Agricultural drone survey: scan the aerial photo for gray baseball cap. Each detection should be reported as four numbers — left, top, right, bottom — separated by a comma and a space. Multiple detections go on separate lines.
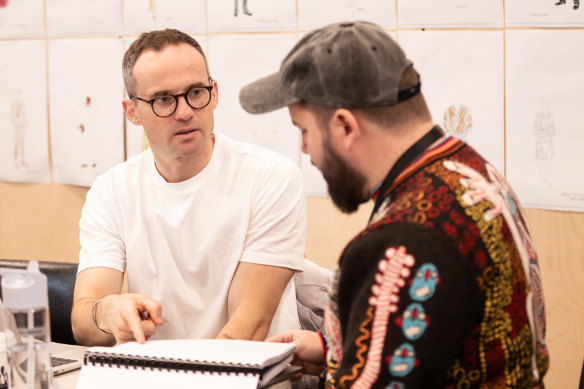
239, 21, 418, 114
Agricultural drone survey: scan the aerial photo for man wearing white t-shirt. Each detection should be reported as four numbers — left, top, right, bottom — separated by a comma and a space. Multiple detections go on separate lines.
71, 28, 305, 346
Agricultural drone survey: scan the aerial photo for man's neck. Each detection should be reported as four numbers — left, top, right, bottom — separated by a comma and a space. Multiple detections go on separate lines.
363, 121, 437, 195
153, 136, 215, 183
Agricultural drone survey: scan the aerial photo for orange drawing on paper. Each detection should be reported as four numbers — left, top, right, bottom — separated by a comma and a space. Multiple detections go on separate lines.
442, 104, 472, 142
79, 95, 97, 168
149, 0, 157, 19
0, 0, 8, 28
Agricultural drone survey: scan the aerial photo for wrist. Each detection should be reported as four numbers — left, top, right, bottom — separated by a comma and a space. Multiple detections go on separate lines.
91, 298, 112, 335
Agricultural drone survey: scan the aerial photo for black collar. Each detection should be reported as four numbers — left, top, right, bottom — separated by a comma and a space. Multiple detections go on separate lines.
369, 125, 444, 222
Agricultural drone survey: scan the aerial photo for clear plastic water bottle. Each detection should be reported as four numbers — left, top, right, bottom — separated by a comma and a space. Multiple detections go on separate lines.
1, 262, 53, 389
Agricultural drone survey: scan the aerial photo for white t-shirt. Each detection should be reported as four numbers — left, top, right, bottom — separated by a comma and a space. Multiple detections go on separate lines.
78, 132, 306, 340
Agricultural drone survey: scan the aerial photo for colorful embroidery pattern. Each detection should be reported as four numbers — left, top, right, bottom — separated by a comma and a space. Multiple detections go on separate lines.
440, 158, 548, 386
346, 246, 414, 389
336, 307, 373, 387
388, 343, 417, 377
397, 303, 428, 341
409, 263, 440, 302
324, 137, 548, 388
325, 268, 345, 379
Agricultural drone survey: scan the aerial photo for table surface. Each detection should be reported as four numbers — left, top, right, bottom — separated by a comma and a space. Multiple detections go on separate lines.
51, 342, 292, 389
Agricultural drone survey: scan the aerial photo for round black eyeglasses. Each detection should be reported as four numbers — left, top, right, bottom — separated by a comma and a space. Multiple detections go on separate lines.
131, 85, 214, 118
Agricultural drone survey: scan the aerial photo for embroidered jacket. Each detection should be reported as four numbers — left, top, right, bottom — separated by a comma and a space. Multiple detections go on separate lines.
323, 135, 549, 388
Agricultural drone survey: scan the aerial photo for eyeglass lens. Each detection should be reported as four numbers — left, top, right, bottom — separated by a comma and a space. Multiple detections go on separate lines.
152, 87, 211, 117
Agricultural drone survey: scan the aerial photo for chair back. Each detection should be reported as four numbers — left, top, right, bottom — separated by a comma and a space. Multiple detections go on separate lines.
294, 259, 332, 332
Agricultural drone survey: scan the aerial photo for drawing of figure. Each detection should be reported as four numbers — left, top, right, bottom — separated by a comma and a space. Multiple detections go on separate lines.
347, 0, 365, 8
442, 104, 472, 142
0, 366, 7, 386
149, 0, 157, 19
555, 0, 579, 10
234, 0, 252, 16
534, 101, 555, 161
11, 92, 28, 169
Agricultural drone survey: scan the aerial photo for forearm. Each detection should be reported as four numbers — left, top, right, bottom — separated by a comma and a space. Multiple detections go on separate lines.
221, 263, 295, 341
216, 303, 272, 341
71, 296, 116, 347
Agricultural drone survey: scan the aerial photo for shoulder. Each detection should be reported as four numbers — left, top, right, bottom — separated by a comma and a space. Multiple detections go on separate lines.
88, 150, 151, 194
215, 132, 302, 180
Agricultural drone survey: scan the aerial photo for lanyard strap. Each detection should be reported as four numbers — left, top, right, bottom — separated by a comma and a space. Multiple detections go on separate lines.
369, 125, 444, 221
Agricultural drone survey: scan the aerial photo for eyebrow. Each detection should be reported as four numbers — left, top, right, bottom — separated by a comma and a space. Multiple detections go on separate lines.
149, 82, 210, 99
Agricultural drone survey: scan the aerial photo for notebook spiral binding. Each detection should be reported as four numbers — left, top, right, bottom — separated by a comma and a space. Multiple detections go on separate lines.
84, 351, 261, 376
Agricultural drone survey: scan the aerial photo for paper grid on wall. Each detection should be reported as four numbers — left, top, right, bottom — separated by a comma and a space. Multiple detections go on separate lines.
0, 0, 583, 211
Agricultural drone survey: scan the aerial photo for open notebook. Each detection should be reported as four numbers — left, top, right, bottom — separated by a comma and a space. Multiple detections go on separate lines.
75, 339, 297, 389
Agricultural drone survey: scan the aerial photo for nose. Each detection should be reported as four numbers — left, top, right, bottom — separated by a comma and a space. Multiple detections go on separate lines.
173, 94, 194, 120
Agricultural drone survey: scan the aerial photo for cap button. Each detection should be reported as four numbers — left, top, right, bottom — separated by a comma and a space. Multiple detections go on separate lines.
340, 22, 354, 27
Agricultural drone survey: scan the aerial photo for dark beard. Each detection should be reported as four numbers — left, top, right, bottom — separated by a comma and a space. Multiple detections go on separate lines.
320, 138, 368, 214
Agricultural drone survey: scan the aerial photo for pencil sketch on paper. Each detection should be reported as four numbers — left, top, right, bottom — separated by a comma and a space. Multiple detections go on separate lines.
11, 93, 29, 169
442, 104, 472, 142
555, 0, 580, 10
534, 101, 555, 161
533, 101, 555, 188
347, 0, 365, 9
233, 0, 252, 17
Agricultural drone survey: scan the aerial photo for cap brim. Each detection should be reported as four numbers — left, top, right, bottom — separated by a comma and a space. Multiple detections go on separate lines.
239, 72, 300, 114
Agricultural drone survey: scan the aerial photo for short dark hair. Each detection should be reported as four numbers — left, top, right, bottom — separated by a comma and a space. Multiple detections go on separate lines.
122, 28, 210, 97
303, 65, 431, 131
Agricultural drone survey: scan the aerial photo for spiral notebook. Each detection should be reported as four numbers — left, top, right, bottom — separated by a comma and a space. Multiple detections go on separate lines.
75, 339, 296, 389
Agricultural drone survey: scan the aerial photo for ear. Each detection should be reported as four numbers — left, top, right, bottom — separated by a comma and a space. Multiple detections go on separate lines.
122, 98, 141, 126
329, 108, 361, 150
210, 79, 219, 110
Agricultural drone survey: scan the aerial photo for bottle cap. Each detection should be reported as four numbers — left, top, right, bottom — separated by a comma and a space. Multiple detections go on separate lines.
0, 261, 48, 310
